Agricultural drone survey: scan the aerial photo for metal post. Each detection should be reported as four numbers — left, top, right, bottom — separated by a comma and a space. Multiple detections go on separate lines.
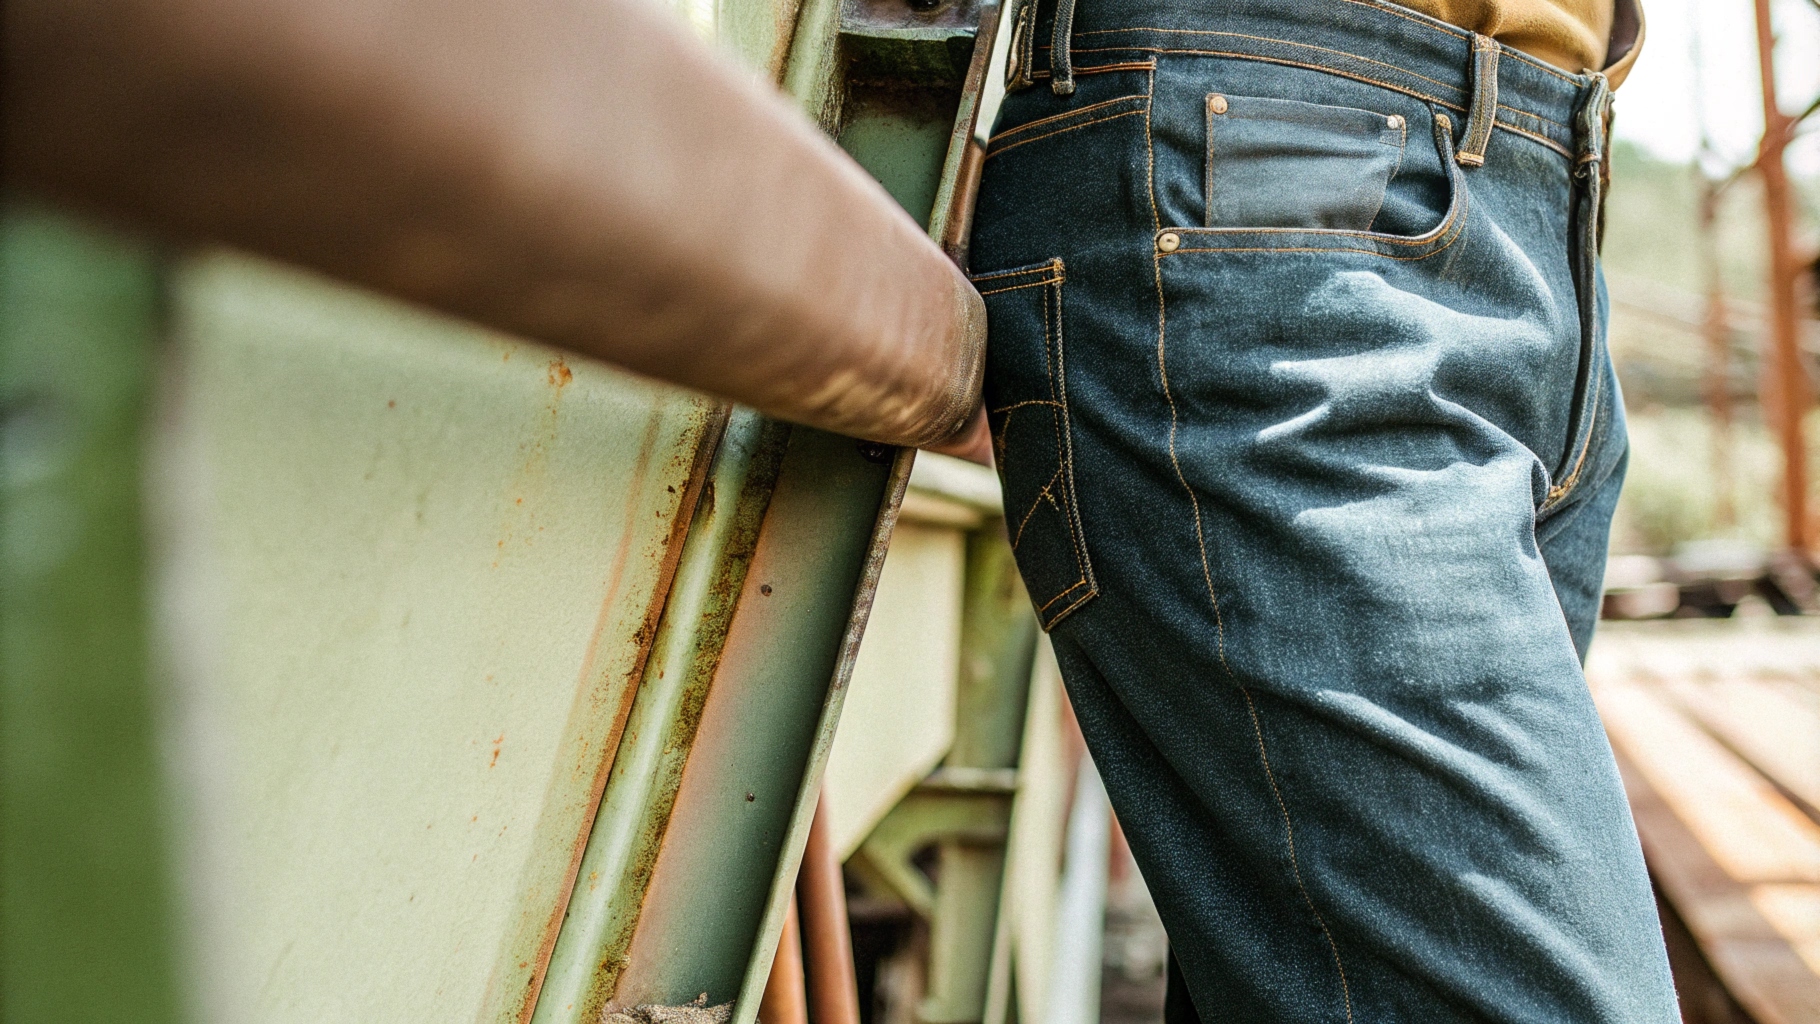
1046, 758, 1109, 1024
1751, 0, 1809, 551
800, 798, 862, 1024
760, 898, 810, 1024
921, 533, 1038, 1024
1699, 175, 1736, 529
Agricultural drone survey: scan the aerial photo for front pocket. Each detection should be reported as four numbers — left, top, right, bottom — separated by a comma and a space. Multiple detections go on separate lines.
1204, 94, 1407, 230
972, 258, 1098, 630
986, 94, 1150, 160
1160, 107, 1467, 260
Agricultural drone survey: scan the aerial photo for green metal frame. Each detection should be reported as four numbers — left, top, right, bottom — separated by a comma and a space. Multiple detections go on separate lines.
1, 0, 1026, 1016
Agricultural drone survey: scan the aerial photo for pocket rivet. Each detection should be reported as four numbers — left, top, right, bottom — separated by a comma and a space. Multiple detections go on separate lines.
1208, 94, 1229, 115
1157, 232, 1181, 253
1386, 114, 1405, 130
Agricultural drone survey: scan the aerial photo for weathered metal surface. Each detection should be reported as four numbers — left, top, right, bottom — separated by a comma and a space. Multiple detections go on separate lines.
923, 531, 1038, 1024
728, 445, 918, 1024
800, 799, 864, 1024
820, 455, 1002, 859
839, 88, 963, 230
835, 0, 1000, 238
836, 524, 1035, 1024
156, 252, 723, 1024
1590, 621, 1820, 1022
533, 411, 790, 1023
823, 521, 967, 856
555, 430, 900, 1016
519, 0, 1001, 1010
842, 0, 984, 87
719, 0, 809, 82
6, 0, 986, 449
0, 203, 181, 1024
987, 641, 1076, 1024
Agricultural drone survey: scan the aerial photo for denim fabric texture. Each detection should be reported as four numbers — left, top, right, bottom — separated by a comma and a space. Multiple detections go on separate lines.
969, 1, 1679, 1021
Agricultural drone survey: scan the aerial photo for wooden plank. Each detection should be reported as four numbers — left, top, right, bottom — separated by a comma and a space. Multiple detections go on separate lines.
1596, 677, 1820, 1024
1667, 674, 1820, 817
1599, 680, 1820, 882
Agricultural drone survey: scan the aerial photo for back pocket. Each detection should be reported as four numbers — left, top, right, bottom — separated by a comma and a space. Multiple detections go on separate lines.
972, 258, 1098, 630
1205, 94, 1407, 229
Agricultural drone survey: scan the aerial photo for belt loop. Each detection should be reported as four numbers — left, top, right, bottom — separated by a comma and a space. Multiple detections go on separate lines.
1004, 0, 1038, 91
1574, 72, 1613, 249
1050, 0, 1078, 95
1455, 34, 1499, 166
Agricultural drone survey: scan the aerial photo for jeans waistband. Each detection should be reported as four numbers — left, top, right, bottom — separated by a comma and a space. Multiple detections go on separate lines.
1013, 0, 1605, 162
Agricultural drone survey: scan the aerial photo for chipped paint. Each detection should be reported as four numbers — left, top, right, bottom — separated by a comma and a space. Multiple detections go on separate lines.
530, 412, 793, 1023
489, 401, 732, 1024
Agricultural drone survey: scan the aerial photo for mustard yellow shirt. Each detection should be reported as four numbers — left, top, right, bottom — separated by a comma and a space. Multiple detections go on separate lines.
1394, 0, 1644, 87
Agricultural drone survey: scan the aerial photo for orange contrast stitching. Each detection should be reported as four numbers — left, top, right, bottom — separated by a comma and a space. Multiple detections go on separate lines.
970, 259, 1065, 284
1144, 65, 1161, 233
990, 398, 1064, 415
1056, 28, 1463, 96
1012, 467, 1064, 548
1031, 59, 1158, 79
1041, 584, 1097, 621
1057, 43, 1574, 150
990, 109, 1142, 159
1163, 230, 1467, 262
1150, 89, 1352, 1008
1168, 111, 1467, 257
1080, 4, 1581, 87
1043, 265, 1094, 593
978, 279, 1062, 296
992, 94, 1151, 143
1545, 374, 1603, 503
1036, 578, 1091, 614
1153, 222, 1356, 1024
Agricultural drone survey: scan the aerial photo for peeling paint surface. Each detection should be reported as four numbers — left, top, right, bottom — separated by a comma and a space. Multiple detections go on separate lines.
159, 253, 719, 1024
604, 430, 894, 1012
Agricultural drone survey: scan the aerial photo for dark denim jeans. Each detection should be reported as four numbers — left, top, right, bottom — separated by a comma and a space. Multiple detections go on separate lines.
969, 1, 1678, 1020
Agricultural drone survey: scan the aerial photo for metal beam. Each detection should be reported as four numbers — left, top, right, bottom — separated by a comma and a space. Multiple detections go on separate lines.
1750, 0, 1811, 552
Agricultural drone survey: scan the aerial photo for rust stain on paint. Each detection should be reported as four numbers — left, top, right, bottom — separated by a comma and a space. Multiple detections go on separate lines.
500, 403, 731, 1024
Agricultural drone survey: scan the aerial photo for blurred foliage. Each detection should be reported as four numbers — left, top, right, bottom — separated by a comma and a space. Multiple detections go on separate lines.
1602, 141, 1820, 554
1608, 407, 1788, 554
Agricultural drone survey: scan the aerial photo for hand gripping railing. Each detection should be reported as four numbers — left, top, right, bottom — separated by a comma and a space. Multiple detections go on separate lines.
3, 0, 987, 450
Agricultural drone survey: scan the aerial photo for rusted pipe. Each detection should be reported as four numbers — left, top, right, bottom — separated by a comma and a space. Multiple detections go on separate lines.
799, 796, 862, 1024
1750, 0, 1811, 551
3, 0, 986, 449
759, 896, 809, 1024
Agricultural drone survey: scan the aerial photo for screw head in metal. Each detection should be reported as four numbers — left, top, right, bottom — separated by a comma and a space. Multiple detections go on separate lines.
1157, 232, 1181, 253
1208, 94, 1229, 115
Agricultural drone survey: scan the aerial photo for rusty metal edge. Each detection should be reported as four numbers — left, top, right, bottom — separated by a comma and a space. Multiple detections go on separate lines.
729, 445, 917, 1024
927, 0, 1003, 272
499, 402, 734, 1024
530, 410, 796, 1024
